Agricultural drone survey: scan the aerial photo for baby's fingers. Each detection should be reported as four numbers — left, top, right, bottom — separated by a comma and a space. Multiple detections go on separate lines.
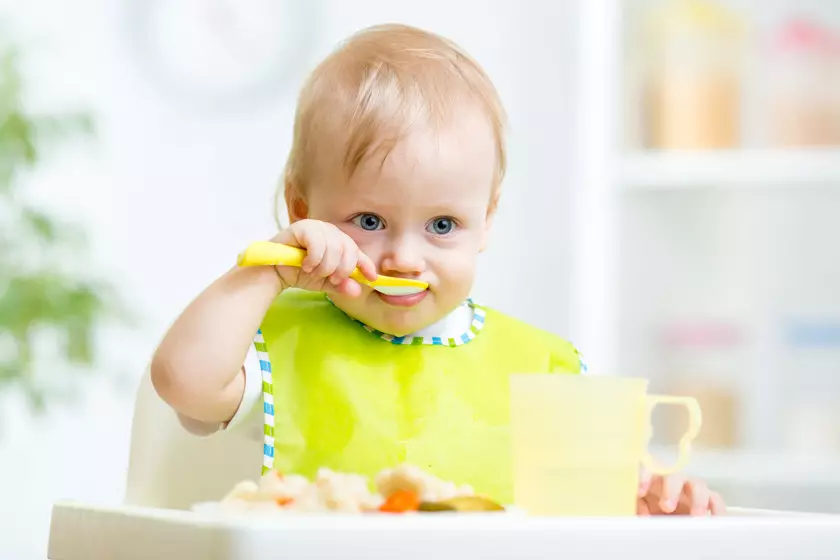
309, 232, 344, 280
330, 235, 363, 286
296, 228, 327, 274
684, 479, 711, 516
638, 467, 652, 498
357, 251, 378, 282
659, 474, 686, 514
709, 491, 727, 516
636, 497, 652, 516
334, 277, 363, 298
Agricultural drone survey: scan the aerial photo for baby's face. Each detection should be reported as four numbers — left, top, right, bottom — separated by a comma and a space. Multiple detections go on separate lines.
303, 106, 498, 335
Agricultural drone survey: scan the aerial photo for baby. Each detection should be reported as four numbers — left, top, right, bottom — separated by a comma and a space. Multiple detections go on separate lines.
151, 23, 724, 515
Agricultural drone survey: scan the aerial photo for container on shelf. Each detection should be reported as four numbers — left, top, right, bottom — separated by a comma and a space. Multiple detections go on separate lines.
639, 0, 745, 150
780, 319, 840, 454
764, 19, 840, 147
653, 320, 746, 449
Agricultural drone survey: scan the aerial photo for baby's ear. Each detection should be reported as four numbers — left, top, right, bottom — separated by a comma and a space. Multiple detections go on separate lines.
480, 189, 501, 252
284, 180, 309, 224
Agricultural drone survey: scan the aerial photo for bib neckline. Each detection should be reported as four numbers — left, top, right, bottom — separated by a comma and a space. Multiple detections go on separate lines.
326, 295, 486, 347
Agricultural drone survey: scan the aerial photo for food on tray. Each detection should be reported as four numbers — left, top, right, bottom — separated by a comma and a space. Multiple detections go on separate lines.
218, 468, 379, 513
418, 496, 506, 512
203, 464, 504, 514
375, 464, 475, 504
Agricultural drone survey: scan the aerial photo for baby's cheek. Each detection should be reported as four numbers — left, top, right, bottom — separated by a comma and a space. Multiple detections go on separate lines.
343, 232, 381, 261
437, 254, 478, 295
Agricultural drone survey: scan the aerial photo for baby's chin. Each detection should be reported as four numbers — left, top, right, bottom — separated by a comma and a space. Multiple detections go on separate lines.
357, 308, 439, 338
332, 295, 445, 337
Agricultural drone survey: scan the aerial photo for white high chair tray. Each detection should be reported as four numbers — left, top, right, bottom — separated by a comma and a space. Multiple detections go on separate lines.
48, 501, 840, 560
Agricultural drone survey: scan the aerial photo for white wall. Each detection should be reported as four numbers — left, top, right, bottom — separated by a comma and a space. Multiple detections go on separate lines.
0, 1, 581, 557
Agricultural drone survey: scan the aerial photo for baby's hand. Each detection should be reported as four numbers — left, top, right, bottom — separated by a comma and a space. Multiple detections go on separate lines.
637, 468, 726, 516
271, 219, 377, 297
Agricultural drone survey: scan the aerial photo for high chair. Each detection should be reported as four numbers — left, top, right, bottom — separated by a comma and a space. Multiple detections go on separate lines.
123, 370, 261, 510
49, 370, 840, 560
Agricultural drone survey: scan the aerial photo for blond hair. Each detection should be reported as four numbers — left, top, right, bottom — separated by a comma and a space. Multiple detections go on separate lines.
279, 23, 507, 222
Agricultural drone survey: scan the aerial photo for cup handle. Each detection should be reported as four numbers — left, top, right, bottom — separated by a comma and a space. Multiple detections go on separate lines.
641, 395, 702, 476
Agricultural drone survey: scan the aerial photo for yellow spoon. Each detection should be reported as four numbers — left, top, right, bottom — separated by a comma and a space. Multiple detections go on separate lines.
236, 241, 428, 296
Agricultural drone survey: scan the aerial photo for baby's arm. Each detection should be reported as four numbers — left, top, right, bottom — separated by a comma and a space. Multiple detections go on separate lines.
151, 220, 376, 427
151, 265, 282, 426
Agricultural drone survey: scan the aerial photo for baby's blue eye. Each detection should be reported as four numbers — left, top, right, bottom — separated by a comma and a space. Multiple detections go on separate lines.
353, 213, 384, 231
427, 217, 455, 235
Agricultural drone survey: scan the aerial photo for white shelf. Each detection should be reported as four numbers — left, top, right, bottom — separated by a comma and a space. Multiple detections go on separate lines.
672, 448, 840, 488
620, 149, 840, 189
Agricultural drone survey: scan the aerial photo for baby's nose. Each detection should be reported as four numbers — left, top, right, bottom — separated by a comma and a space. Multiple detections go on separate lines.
380, 241, 425, 276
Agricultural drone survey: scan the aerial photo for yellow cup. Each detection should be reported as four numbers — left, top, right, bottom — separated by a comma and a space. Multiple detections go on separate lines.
509, 374, 702, 516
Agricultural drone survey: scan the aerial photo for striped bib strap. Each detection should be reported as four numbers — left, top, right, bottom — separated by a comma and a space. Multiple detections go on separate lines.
253, 330, 275, 474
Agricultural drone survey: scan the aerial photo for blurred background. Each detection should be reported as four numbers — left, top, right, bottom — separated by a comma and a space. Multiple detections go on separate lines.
2, 0, 840, 557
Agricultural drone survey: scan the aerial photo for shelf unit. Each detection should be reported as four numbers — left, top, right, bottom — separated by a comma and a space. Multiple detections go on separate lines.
571, 0, 840, 507
621, 149, 840, 189
682, 448, 840, 487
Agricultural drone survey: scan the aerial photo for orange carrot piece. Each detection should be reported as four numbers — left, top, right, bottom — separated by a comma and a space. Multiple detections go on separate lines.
379, 489, 420, 513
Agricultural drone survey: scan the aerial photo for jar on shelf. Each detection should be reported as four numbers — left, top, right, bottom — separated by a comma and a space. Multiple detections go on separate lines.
780, 319, 840, 454
834, 33, 840, 140
640, 0, 745, 150
653, 320, 747, 450
765, 19, 840, 147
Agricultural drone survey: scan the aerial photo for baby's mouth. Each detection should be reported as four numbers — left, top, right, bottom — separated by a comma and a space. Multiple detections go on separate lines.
371, 285, 426, 296
375, 289, 429, 307
364, 274, 428, 296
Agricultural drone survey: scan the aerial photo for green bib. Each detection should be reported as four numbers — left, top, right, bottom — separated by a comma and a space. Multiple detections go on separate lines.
253, 290, 581, 504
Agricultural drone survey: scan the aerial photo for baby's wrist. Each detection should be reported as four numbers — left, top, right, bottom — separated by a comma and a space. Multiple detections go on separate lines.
230, 262, 285, 294
272, 266, 289, 292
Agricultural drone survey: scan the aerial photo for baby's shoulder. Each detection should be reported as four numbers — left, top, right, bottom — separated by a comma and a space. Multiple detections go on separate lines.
479, 304, 583, 373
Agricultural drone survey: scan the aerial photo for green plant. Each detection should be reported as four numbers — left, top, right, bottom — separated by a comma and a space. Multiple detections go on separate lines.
0, 44, 123, 412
